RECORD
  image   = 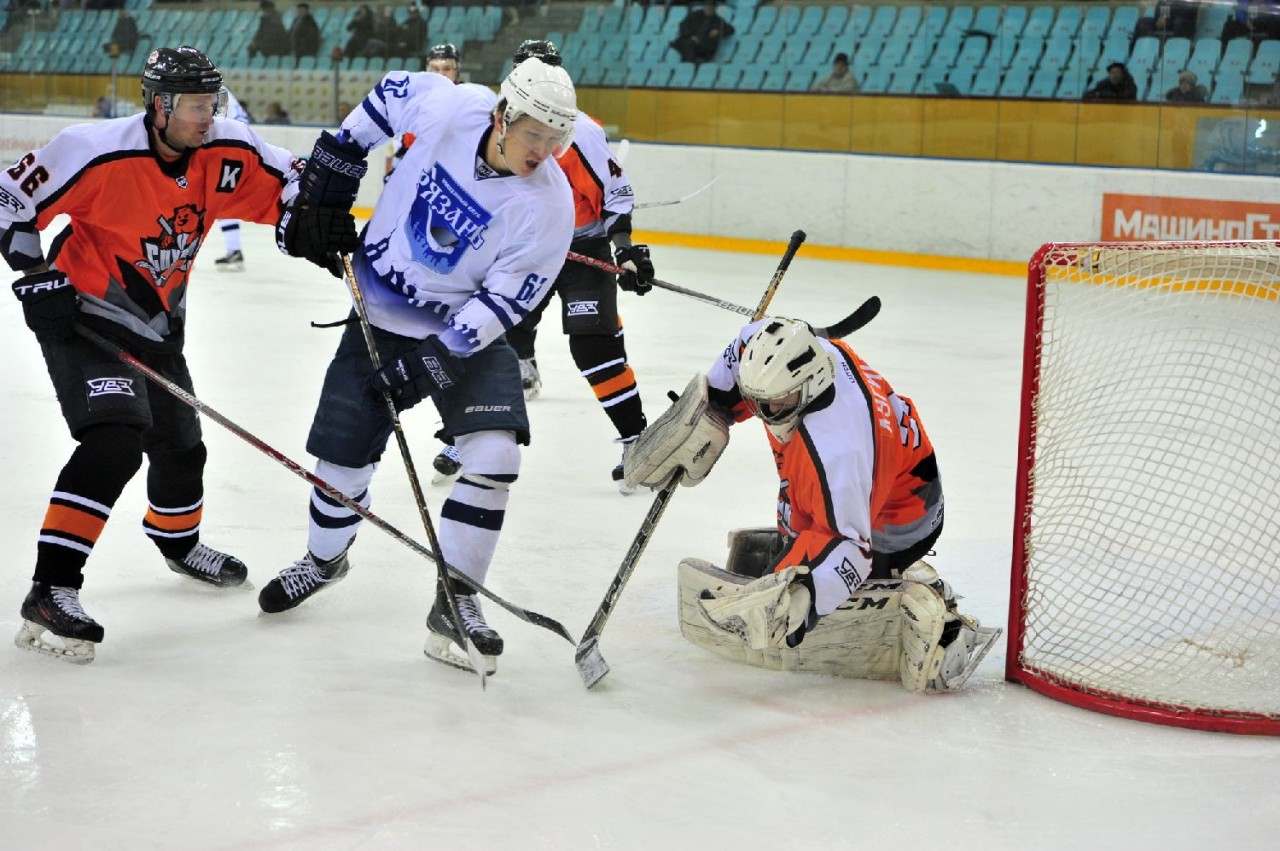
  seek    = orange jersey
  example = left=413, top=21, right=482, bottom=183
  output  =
left=708, top=322, right=943, bottom=615
left=555, top=113, right=633, bottom=241
left=1, top=114, right=300, bottom=341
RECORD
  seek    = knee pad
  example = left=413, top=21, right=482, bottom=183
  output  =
left=148, top=441, right=207, bottom=477
left=78, top=423, right=145, bottom=484
left=315, top=459, right=377, bottom=499
left=455, top=430, right=520, bottom=489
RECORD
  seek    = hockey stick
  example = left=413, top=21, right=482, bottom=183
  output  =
left=566, top=250, right=757, bottom=317
left=339, top=256, right=487, bottom=685
left=633, top=175, right=719, bottom=210
left=72, top=323, right=572, bottom=645
left=575, top=229, right=808, bottom=689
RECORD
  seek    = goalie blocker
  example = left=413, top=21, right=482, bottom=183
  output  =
left=679, top=528, right=1001, bottom=693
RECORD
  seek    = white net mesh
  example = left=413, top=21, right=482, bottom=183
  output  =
left=1014, top=242, right=1280, bottom=727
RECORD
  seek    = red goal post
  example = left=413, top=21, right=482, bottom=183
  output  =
left=1007, top=241, right=1280, bottom=735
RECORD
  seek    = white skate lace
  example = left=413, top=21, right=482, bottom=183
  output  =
left=50, top=587, right=93, bottom=622
left=278, top=556, right=331, bottom=599
left=455, top=595, right=491, bottom=635
left=181, top=542, right=227, bottom=576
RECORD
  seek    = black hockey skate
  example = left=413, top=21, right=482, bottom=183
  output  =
left=15, top=583, right=104, bottom=664
left=166, top=542, right=249, bottom=588
left=431, top=444, right=462, bottom=486
left=258, top=550, right=351, bottom=613
left=425, top=585, right=502, bottom=674
left=213, top=249, right=244, bottom=272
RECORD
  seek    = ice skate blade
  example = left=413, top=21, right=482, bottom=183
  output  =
left=14, top=621, right=97, bottom=665
left=424, top=633, right=497, bottom=675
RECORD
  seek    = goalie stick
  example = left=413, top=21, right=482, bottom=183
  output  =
left=340, top=256, right=487, bottom=686
left=565, top=250, right=881, bottom=336
left=73, top=323, right=573, bottom=646
left=576, top=229, right=807, bottom=689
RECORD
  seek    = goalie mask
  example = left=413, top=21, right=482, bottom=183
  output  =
left=737, top=318, right=836, bottom=443
left=498, top=57, right=577, bottom=157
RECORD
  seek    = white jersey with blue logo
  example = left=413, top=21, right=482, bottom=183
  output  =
left=337, top=71, right=574, bottom=355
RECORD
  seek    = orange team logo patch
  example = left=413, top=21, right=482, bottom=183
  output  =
left=135, top=204, right=206, bottom=287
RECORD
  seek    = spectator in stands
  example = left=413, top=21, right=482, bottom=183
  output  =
left=1084, top=62, right=1138, bottom=101
left=103, top=8, right=138, bottom=56
left=670, top=3, right=735, bottom=64
left=1222, top=0, right=1280, bottom=42
left=1166, top=69, right=1207, bottom=102
left=811, top=52, right=858, bottom=94
left=249, top=0, right=289, bottom=59
left=1134, top=1, right=1197, bottom=40
left=289, top=2, right=321, bottom=60
left=395, top=7, right=428, bottom=59
left=92, top=96, right=113, bottom=118
left=344, top=5, right=375, bottom=61
left=367, top=7, right=397, bottom=59
left=261, top=101, right=292, bottom=125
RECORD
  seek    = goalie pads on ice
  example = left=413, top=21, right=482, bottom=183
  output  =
left=624, top=374, right=729, bottom=490
left=678, top=553, right=1001, bottom=689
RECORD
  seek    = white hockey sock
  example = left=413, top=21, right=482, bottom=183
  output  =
left=218, top=220, right=242, bottom=252
left=438, top=431, right=519, bottom=586
left=307, top=460, right=376, bottom=561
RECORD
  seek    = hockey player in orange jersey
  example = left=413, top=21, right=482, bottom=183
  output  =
left=624, top=317, right=999, bottom=692
left=1, top=46, right=359, bottom=664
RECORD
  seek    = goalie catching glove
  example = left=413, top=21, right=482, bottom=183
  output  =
left=697, top=565, right=818, bottom=650
left=623, top=373, right=729, bottom=490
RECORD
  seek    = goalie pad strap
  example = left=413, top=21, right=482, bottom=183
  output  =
left=624, top=374, right=729, bottom=489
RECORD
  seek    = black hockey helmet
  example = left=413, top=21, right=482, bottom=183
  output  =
left=513, top=39, right=561, bottom=67
left=426, top=43, right=460, bottom=62
left=142, top=46, right=224, bottom=118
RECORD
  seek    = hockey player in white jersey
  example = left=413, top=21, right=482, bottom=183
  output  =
left=267, top=58, right=577, bottom=675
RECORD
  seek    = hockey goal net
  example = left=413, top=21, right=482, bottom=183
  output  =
left=1007, top=241, right=1280, bottom=735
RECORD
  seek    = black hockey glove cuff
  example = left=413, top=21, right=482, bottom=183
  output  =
left=298, top=131, right=368, bottom=210
left=276, top=205, right=359, bottom=278
left=615, top=244, right=654, bottom=295
left=12, top=270, right=79, bottom=339
left=368, top=336, right=465, bottom=410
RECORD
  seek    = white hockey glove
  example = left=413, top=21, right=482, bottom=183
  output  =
left=696, top=566, right=816, bottom=651
left=624, top=374, right=729, bottom=490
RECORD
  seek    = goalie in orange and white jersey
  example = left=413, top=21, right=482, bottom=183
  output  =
left=623, top=317, right=1000, bottom=692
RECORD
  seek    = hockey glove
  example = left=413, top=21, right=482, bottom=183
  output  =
left=276, top=205, right=360, bottom=278
left=368, top=336, right=465, bottom=409
left=298, top=131, right=369, bottom=209
left=614, top=244, right=655, bottom=295
left=12, top=270, right=79, bottom=339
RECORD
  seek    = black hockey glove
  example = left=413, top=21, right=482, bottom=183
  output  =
left=276, top=205, right=360, bottom=278
left=368, top=336, right=465, bottom=409
left=12, top=270, right=79, bottom=339
left=298, top=131, right=368, bottom=209
left=614, top=244, right=655, bottom=295
left=784, top=571, right=820, bottom=649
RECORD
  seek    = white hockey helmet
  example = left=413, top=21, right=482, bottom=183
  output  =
left=737, top=317, right=837, bottom=443
left=499, top=56, right=577, bottom=154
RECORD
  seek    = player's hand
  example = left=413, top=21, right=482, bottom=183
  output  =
left=276, top=205, right=359, bottom=278
left=11, top=270, right=79, bottom=339
left=615, top=244, right=654, bottom=295
left=368, top=336, right=465, bottom=410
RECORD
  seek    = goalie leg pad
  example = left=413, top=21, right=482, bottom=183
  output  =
left=899, top=581, right=949, bottom=693
left=623, top=374, right=728, bottom=489
left=678, top=559, right=903, bottom=679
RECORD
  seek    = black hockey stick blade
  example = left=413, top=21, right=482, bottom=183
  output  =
left=814, top=296, right=881, bottom=339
